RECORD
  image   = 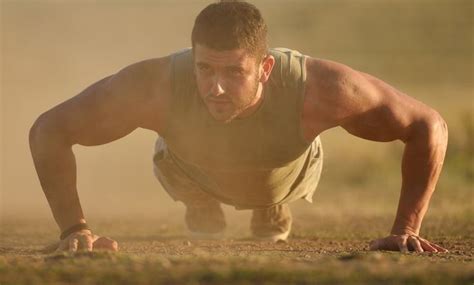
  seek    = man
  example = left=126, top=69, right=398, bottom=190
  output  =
left=29, top=1, right=448, bottom=253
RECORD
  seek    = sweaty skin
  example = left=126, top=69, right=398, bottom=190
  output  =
left=29, top=45, right=448, bottom=253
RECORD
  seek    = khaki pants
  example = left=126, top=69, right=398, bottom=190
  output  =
left=152, top=137, right=322, bottom=209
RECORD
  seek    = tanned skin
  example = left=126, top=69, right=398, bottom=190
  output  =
left=29, top=44, right=448, bottom=253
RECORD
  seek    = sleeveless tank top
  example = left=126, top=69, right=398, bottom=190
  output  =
left=160, top=47, right=322, bottom=209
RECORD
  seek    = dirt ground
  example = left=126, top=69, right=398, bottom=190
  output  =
left=1, top=200, right=473, bottom=285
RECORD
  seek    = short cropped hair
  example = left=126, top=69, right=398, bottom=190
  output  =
left=191, top=0, right=268, bottom=59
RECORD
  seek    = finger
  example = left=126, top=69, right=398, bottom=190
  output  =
left=77, top=236, right=85, bottom=251
left=418, top=237, right=448, bottom=252
left=397, top=237, right=409, bottom=253
left=428, top=241, right=449, bottom=253
left=69, top=238, right=79, bottom=252
left=85, top=237, right=94, bottom=251
left=418, top=239, right=438, bottom=252
left=78, top=235, right=93, bottom=252
left=407, top=236, right=424, bottom=253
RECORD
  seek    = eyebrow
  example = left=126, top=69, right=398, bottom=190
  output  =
left=195, top=61, right=245, bottom=70
left=196, top=62, right=211, bottom=67
left=225, top=65, right=244, bottom=71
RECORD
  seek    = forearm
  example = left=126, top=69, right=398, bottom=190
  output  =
left=29, top=120, right=86, bottom=232
left=391, top=117, right=448, bottom=235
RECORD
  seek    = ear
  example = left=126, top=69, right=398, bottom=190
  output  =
left=259, top=55, right=275, bottom=83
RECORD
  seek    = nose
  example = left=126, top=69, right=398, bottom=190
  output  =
left=209, top=76, right=225, bottom=97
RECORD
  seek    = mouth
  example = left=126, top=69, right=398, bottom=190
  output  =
left=207, top=98, right=231, bottom=105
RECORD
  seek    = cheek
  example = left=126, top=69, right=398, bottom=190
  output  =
left=195, top=75, right=213, bottom=96
left=231, top=75, right=255, bottom=91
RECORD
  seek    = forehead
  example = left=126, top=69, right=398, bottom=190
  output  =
left=193, top=44, right=257, bottom=67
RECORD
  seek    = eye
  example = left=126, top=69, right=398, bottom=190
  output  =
left=196, top=63, right=213, bottom=74
left=197, top=65, right=210, bottom=72
left=227, top=67, right=244, bottom=76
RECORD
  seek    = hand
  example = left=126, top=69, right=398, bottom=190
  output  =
left=55, top=229, right=118, bottom=252
left=369, top=234, right=448, bottom=253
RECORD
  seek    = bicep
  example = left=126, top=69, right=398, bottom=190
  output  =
left=53, top=76, right=139, bottom=146
left=340, top=72, right=433, bottom=143
left=305, top=58, right=436, bottom=143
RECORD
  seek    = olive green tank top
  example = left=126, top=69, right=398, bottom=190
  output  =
left=161, top=47, right=322, bottom=209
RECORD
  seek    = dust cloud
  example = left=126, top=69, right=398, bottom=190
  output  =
left=1, top=1, right=472, bottom=230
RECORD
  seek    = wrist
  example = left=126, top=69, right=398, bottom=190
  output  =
left=391, top=214, right=421, bottom=236
left=390, top=226, right=419, bottom=236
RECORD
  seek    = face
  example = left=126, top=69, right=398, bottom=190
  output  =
left=193, top=44, right=274, bottom=123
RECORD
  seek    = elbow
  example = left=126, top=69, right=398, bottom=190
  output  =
left=409, top=111, right=448, bottom=148
left=428, top=112, right=448, bottom=147
left=29, top=113, right=48, bottom=147
left=29, top=112, right=71, bottom=149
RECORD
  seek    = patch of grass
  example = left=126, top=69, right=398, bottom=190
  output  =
left=1, top=252, right=473, bottom=285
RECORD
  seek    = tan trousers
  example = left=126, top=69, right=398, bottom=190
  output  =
left=152, top=137, right=322, bottom=209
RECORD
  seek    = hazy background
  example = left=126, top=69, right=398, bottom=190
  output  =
left=1, top=0, right=472, bottom=229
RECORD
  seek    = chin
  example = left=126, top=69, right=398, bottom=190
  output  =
left=209, top=111, right=240, bottom=124
left=210, top=114, right=235, bottom=124
left=207, top=106, right=239, bottom=123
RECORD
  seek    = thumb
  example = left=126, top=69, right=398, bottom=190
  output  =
left=93, top=236, right=119, bottom=251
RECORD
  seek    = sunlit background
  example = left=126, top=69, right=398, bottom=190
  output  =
left=1, top=0, right=472, bottom=228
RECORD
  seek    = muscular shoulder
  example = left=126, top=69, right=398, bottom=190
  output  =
left=108, top=56, right=172, bottom=132
left=302, top=57, right=378, bottom=136
left=114, top=56, right=171, bottom=99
